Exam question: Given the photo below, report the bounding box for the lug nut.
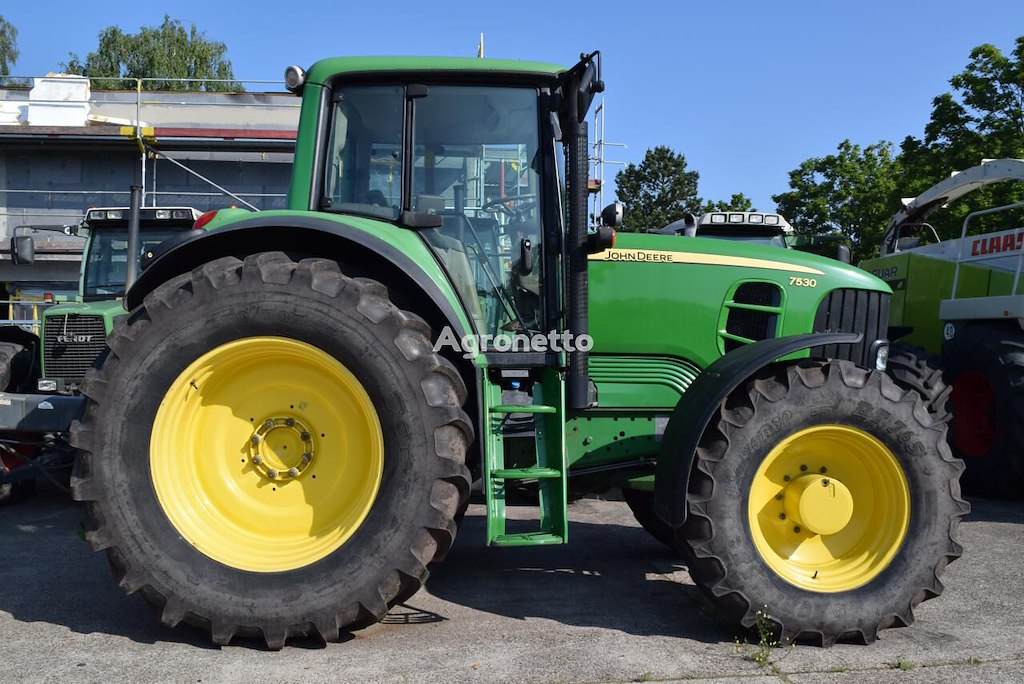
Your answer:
[774,493,783,501]
[783,475,791,482]
[800,464,808,472]
[288,467,299,477]
[822,478,831,487]
[250,435,260,445]
[794,526,802,534]
[820,466,828,473]
[265,419,275,429]
[251,455,263,465]
[301,431,311,441]
[779,513,787,520]
[285,418,295,427]
[267,468,278,479]
[302,452,312,463]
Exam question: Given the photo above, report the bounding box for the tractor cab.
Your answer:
[321,84,551,334]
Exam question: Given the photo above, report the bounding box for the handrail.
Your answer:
[949,200,1024,299]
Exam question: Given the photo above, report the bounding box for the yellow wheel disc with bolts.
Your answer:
[747,425,910,592]
[150,336,384,573]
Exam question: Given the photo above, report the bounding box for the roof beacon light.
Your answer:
[284,66,307,94]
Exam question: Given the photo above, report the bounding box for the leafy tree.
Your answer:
[773,140,900,260]
[0,16,17,76]
[615,145,700,231]
[62,15,241,91]
[702,193,755,213]
[898,36,1024,237]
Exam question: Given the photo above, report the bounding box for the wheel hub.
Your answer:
[249,416,315,480]
[783,474,854,536]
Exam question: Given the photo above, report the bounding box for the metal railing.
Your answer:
[0,298,60,335]
[949,201,1024,299]
[1,75,298,211]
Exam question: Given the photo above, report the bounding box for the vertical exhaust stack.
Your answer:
[566,118,590,410]
[125,184,142,292]
[563,51,603,410]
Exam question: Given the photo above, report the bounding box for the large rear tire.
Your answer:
[942,324,1024,499]
[676,359,967,645]
[71,253,472,648]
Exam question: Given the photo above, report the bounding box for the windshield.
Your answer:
[83,228,186,298]
[324,84,545,336]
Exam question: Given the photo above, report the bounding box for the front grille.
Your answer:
[812,289,890,368]
[42,314,108,386]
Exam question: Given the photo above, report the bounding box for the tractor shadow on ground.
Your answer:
[961,497,1024,524]
[426,506,733,644]
[0,485,282,650]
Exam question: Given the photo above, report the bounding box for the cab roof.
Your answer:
[305,56,567,84]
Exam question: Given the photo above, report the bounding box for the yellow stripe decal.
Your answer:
[588,248,824,275]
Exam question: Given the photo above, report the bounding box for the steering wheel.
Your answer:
[481,194,538,217]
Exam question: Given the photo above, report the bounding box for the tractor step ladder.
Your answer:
[483,368,568,546]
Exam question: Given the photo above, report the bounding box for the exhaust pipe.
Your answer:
[125,184,142,292]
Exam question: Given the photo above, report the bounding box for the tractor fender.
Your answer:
[127,214,471,339]
[653,331,862,528]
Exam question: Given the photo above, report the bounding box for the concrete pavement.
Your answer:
[1,485,1021,683]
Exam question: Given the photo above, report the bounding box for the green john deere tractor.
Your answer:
[56,52,966,648]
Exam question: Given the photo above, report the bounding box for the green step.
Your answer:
[489,404,557,414]
[491,532,565,546]
[491,467,561,480]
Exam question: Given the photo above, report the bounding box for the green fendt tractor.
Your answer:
[50,52,966,648]
[0,206,199,503]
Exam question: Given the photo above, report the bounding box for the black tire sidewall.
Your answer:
[91,264,452,623]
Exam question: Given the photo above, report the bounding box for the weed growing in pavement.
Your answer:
[733,606,790,668]
[889,655,915,671]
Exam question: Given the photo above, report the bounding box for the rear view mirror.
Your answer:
[836,244,852,264]
[11,236,35,265]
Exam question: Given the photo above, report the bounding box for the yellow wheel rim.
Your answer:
[747,425,910,592]
[151,336,384,573]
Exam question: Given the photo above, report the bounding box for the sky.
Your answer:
[4,0,1024,213]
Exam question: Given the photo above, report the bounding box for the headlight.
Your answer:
[871,340,889,372]
[37,379,58,392]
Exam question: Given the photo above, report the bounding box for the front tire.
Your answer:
[676,360,967,645]
[71,253,472,648]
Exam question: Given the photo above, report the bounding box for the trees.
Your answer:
[702,193,755,213]
[773,140,900,260]
[615,146,701,231]
[776,35,1024,253]
[62,16,241,91]
[898,37,1024,238]
[0,15,17,76]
